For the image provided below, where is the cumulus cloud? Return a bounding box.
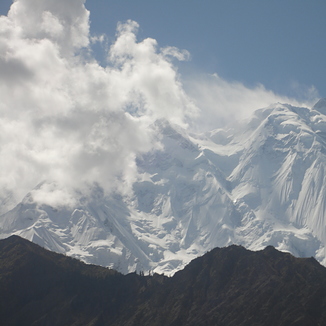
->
[7,0,90,54]
[0,0,196,211]
[0,0,319,212]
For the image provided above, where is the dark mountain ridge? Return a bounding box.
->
[1,235,326,325]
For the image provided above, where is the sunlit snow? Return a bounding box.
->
[2,101,326,274]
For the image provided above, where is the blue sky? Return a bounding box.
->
[87,1,326,100]
[96,1,326,100]
[1,0,325,100]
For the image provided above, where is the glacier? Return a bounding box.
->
[1,99,326,275]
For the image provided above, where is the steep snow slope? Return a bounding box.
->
[229,102,326,261]
[1,100,326,274]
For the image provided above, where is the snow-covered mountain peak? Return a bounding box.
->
[2,102,326,274]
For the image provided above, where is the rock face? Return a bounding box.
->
[1,236,326,326]
[2,101,326,274]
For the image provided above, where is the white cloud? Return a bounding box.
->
[7,0,90,55]
[31,182,78,209]
[0,1,196,211]
[161,46,190,61]
[185,73,319,131]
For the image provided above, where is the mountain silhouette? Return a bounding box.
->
[1,235,326,325]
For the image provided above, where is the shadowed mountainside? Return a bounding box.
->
[1,235,326,325]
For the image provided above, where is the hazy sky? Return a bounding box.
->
[0,0,324,209]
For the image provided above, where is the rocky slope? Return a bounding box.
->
[1,236,326,326]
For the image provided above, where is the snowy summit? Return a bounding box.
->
[1,101,326,275]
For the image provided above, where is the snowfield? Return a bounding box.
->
[1,100,326,275]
